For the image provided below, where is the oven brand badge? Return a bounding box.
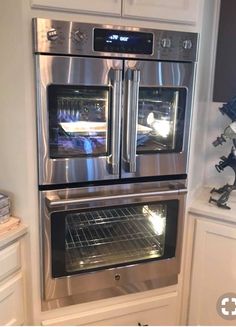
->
[216,293,236,320]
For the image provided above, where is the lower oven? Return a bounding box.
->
[40,180,186,310]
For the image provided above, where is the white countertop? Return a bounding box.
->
[0,221,28,248]
[189,187,236,224]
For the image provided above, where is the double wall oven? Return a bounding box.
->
[33,18,198,309]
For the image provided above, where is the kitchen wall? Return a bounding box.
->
[187,0,221,201]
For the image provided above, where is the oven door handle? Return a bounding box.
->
[124,68,140,173]
[46,188,187,208]
[107,68,122,175]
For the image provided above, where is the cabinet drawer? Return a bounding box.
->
[42,292,178,326]
[0,242,21,281]
[89,294,178,326]
[0,273,24,325]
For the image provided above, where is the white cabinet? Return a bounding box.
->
[188,218,236,325]
[0,224,27,326]
[30,0,200,25]
[30,0,121,16]
[0,273,25,326]
[42,291,178,326]
[122,0,200,25]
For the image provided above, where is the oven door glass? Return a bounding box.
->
[51,200,178,277]
[48,85,110,158]
[137,87,186,153]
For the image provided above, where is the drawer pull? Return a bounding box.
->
[138,323,149,326]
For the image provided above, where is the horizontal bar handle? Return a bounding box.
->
[47,188,187,208]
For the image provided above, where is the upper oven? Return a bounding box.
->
[33,18,198,186]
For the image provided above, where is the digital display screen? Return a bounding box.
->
[94,28,153,55]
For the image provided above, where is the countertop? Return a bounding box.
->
[0,219,28,248]
[189,187,236,224]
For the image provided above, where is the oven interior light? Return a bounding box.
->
[147,112,171,138]
[142,206,166,236]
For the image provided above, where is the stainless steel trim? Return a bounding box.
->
[47,188,186,207]
[124,69,140,173]
[107,68,122,175]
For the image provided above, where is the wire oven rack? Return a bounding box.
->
[65,206,166,272]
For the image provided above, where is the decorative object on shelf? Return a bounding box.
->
[0,193,10,223]
[209,97,236,209]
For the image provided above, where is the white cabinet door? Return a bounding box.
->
[0,273,25,326]
[30,0,121,16]
[42,292,178,326]
[188,218,236,325]
[122,0,200,25]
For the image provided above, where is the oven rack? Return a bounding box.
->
[66,206,165,228]
[65,206,166,270]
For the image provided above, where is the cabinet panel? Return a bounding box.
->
[189,219,236,325]
[0,242,21,282]
[90,295,178,326]
[30,0,121,16]
[122,0,199,25]
[42,292,178,326]
[0,273,25,326]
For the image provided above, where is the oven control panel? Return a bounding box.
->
[33,18,198,62]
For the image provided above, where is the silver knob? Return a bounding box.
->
[183,39,192,50]
[47,28,58,41]
[74,30,86,42]
[161,38,171,48]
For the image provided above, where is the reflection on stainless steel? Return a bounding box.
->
[65,205,166,272]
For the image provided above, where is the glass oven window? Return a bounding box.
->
[50,200,178,277]
[137,87,186,153]
[47,85,110,158]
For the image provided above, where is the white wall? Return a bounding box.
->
[0,0,38,323]
[187,0,221,202]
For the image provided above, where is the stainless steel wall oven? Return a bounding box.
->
[41,180,186,310]
[33,18,198,310]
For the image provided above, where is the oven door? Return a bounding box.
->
[40,181,186,309]
[36,55,122,185]
[122,60,195,178]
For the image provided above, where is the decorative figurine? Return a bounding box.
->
[209,97,236,209]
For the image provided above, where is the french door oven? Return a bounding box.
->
[36,55,195,185]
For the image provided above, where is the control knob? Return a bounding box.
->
[73,30,86,42]
[183,39,192,50]
[47,28,58,41]
[161,38,171,48]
